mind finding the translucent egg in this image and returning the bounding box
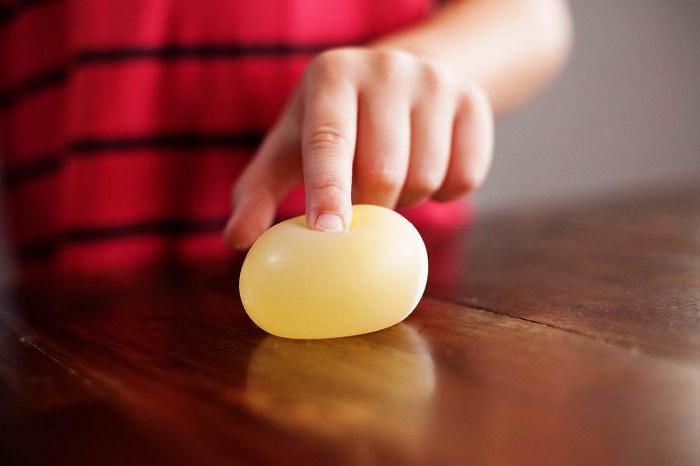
[239,205,429,339]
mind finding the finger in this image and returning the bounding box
[224,116,301,249]
[398,91,455,206]
[352,87,411,208]
[302,76,357,231]
[434,86,493,201]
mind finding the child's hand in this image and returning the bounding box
[224,47,493,248]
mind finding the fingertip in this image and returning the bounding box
[223,202,275,250]
[222,213,251,250]
[304,183,353,231]
[306,201,353,232]
[222,216,236,247]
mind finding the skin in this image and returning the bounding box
[224,0,572,248]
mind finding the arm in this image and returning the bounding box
[224,0,572,248]
[375,0,573,114]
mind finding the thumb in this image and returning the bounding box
[224,124,301,249]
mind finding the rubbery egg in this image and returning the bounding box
[239,205,428,339]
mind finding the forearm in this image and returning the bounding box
[374,0,572,114]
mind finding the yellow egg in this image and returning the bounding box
[239,204,428,339]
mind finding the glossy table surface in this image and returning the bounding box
[2,187,700,465]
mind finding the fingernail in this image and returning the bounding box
[315,212,344,232]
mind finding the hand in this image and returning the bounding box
[224,47,493,248]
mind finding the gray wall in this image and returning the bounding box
[476,0,700,212]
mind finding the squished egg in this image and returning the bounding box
[239,205,428,339]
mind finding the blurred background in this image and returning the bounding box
[1,0,699,282]
[476,0,700,212]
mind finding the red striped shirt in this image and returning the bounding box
[1,0,468,278]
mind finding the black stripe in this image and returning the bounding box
[0,66,66,108]
[0,0,57,26]
[76,43,328,63]
[19,216,229,262]
[3,150,64,190]
[0,39,363,110]
[3,131,264,190]
[72,132,263,153]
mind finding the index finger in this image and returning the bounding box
[302,78,357,231]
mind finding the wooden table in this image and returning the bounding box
[2,187,699,465]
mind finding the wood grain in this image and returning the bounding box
[427,187,700,362]
[2,186,700,465]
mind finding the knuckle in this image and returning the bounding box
[308,49,354,85]
[451,170,480,194]
[308,179,346,196]
[305,125,349,153]
[401,186,431,205]
[361,165,404,193]
[459,84,491,112]
[409,169,443,194]
[420,62,452,94]
[374,49,412,82]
